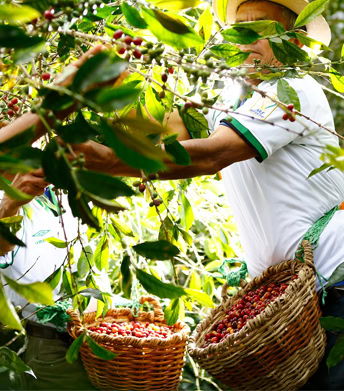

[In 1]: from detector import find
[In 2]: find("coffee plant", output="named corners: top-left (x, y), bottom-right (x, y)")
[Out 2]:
top-left (0, 0), bottom-right (344, 388)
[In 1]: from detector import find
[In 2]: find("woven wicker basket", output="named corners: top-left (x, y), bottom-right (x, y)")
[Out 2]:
top-left (188, 241), bottom-right (326, 391)
top-left (67, 296), bottom-right (190, 391)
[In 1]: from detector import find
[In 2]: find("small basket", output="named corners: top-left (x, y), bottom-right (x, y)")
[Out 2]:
top-left (67, 296), bottom-right (190, 391)
top-left (188, 241), bottom-right (326, 391)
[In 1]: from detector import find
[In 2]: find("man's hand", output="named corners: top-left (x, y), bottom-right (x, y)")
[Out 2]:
top-left (0, 169), bottom-right (49, 217)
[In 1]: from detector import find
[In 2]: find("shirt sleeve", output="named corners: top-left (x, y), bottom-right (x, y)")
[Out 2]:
top-left (220, 78), bottom-right (316, 162)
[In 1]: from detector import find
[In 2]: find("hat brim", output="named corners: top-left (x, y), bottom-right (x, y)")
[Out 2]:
top-left (213, 0), bottom-right (331, 47)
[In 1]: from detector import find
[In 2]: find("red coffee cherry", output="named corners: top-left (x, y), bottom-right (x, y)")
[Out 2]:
top-left (133, 49), bottom-right (142, 59)
top-left (11, 98), bottom-right (18, 105)
top-left (7, 110), bottom-right (14, 117)
top-left (44, 9), bottom-right (55, 20)
top-left (13, 106), bottom-right (19, 112)
top-left (168, 67), bottom-right (174, 74)
top-left (41, 73), bottom-right (51, 81)
top-left (282, 113), bottom-right (288, 121)
top-left (184, 102), bottom-right (193, 111)
top-left (7, 102), bottom-right (13, 108)
top-left (133, 37), bottom-right (143, 46)
top-left (117, 46), bottom-right (126, 55)
top-left (161, 73), bottom-right (168, 83)
top-left (287, 103), bottom-right (295, 111)
top-left (113, 30), bottom-right (123, 39)
top-left (124, 36), bottom-right (133, 45)
top-left (138, 183), bottom-right (146, 193)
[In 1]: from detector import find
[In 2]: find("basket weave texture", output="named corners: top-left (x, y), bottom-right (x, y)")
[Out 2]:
top-left (188, 241), bottom-right (326, 391)
top-left (67, 296), bottom-right (190, 391)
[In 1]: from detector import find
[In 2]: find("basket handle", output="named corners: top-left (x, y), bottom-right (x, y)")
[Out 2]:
top-left (139, 296), bottom-right (165, 322)
top-left (66, 308), bottom-right (83, 328)
top-left (221, 279), bottom-right (247, 301)
top-left (300, 240), bottom-right (315, 271)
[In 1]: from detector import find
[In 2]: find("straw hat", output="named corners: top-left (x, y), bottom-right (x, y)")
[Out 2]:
top-left (212, 0), bottom-right (331, 46)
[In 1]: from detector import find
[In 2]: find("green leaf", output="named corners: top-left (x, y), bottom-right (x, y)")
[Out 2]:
top-left (0, 220), bottom-right (25, 247)
top-left (292, 32), bottom-right (331, 51)
top-left (133, 240), bottom-right (180, 260)
top-left (45, 237), bottom-right (68, 248)
top-left (330, 69), bottom-right (344, 93)
top-left (231, 20), bottom-right (276, 33)
top-left (73, 51), bottom-right (128, 92)
top-left (0, 127), bottom-right (34, 151)
top-left (111, 217), bottom-right (134, 237)
top-left (3, 275), bottom-right (54, 306)
top-left (226, 52), bottom-right (251, 67)
top-left (341, 44), bottom-right (344, 59)
top-left (282, 40), bottom-right (309, 62)
top-left (86, 335), bottom-right (117, 360)
top-left (277, 79), bottom-right (301, 111)
top-left (326, 335), bottom-right (344, 370)
top-left (179, 193), bottom-right (194, 231)
top-left (57, 112), bottom-right (98, 144)
top-left (0, 176), bottom-right (32, 202)
top-left (164, 298), bottom-right (181, 325)
top-left (178, 107), bottom-right (209, 138)
top-left (0, 25), bottom-right (44, 49)
top-left (189, 272), bottom-right (202, 290)
top-left (68, 193), bottom-right (100, 230)
top-left (326, 262), bottom-right (344, 288)
top-left (320, 316), bottom-right (344, 332)
top-left (145, 85), bottom-right (165, 124)
top-left (0, 281), bottom-right (23, 330)
top-left (145, 0), bottom-right (201, 10)
top-left (198, 7), bottom-right (213, 42)
top-left (85, 193), bottom-right (126, 214)
top-left (222, 27), bottom-right (260, 44)
top-left (100, 119), bottom-right (167, 173)
top-left (165, 141), bottom-right (191, 166)
top-left (76, 169), bottom-right (134, 199)
top-left (308, 163), bottom-right (332, 179)
top-left (210, 43), bottom-right (241, 58)
top-left (13, 41), bottom-right (46, 65)
top-left (270, 41), bottom-right (290, 64)
top-left (79, 288), bottom-right (104, 302)
top-left (0, 4), bottom-right (40, 22)
top-left (136, 269), bottom-right (186, 299)
top-left (45, 268), bottom-right (62, 291)
top-left (66, 334), bottom-right (84, 364)
top-left (0, 347), bottom-right (31, 373)
top-left (77, 249), bottom-right (91, 278)
top-left (121, 256), bottom-right (132, 299)
top-left (121, 3), bottom-right (147, 29)
top-left (94, 85), bottom-right (142, 112)
top-left (141, 7), bottom-right (203, 49)
top-left (94, 235), bottom-right (109, 271)
top-left (41, 90), bottom-right (75, 112)
top-left (294, 0), bottom-right (329, 28)
top-left (185, 288), bottom-right (214, 307)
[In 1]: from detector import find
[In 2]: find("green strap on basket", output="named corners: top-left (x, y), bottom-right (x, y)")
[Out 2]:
top-left (36, 299), bottom-right (71, 332)
top-left (295, 205), bottom-right (339, 305)
top-left (219, 258), bottom-right (248, 287)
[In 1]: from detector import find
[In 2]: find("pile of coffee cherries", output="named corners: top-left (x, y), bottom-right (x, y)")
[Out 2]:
top-left (88, 321), bottom-right (174, 339)
top-left (203, 275), bottom-right (298, 347)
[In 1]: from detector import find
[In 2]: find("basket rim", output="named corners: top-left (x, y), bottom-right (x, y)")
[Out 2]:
top-left (188, 257), bottom-right (316, 356)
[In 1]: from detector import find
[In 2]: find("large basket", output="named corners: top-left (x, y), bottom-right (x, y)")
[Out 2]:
top-left (67, 296), bottom-right (190, 391)
top-left (188, 241), bottom-right (326, 391)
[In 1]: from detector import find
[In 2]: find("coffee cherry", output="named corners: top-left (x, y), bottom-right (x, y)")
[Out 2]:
top-left (41, 73), bottom-right (51, 81)
top-left (7, 110), bottom-right (14, 117)
top-left (117, 46), bottom-right (126, 55)
top-left (153, 199), bottom-right (162, 207)
top-left (202, 107), bottom-right (209, 115)
top-left (287, 103), bottom-right (295, 111)
top-left (44, 9), bottom-right (55, 20)
top-left (124, 36), bottom-right (133, 45)
top-left (138, 183), bottom-right (146, 193)
top-left (283, 113), bottom-right (288, 121)
top-left (184, 102), bottom-right (193, 111)
top-left (11, 98), bottom-right (18, 105)
top-left (113, 30), bottom-right (123, 39)
top-left (133, 180), bottom-right (141, 187)
top-left (133, 49), bottom-right (142, 59)
top-left (133, 37), bottom-right (143, 46)
top-left (7, 102), bottom-right (13, 108)
top-left (148, 173), bottom-right (157, 180)
top-left (168, 67), bottom-right (174, 74)
top-left (13, 105), bottom-right (19, 112)
top-left (159, 90), bottom-right (166, 99)
top-left (161, 73), bottom-right (168, 83)
top-left (149, 201), bottom-right (154, 207)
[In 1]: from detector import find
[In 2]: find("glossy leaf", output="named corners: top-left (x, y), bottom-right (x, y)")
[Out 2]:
top-left (326, 262), bottom-right (344, 287)
top-left (133, 240), bottom-right (180, 259)
top-left (76, 169), bottom-right (134, 199)
top-left (121, 256), bottom-right (133, 299)
top-left (277, 79), bottom-right (301, 111)
top-left (179, 193), bottom-right (194, 231)
top-left (326, 336), bottom-right (344, 370)
top-left (0, 281), bottom-right (23, 330)
top-left (146, 0), bottom-right (201, 10)
top-left (121, 3), bottom-right (147, 29)
top-left (231, 20), bottom-right (276, 33)
top-left (294, 0), bottom-right (329, 28)
top-left (0, 127), bottom-right (34, 151)
top-left (282, 40), bottom-right (309, 62)
top-left (222, 27), bottom-right (260, 44)
top-left (0, 347), bottom-right (31, 373)
top-left (86, 336), bottom-right (117, 360)
top-left (0, 4), bottom-right (40, 22)
top-left (0, 176), bottom-right (32, 202)
top-left (94, 235), bottom-right (109, 271)
top-left (66, 334), bottom-right (84, 364)
top-left (68, 192), bottom-right (100, 230)
top-left (57, 112), bottom-right (98, 144)
top-left (79, 288), bottom-right (104, 302)
top-left (45, 237), bottom-right (68, 248)
top-left (111, 217), bottom-right (134, 237)
top-left (210, 43), bottom-right (241, 58)
top-left (0, 220), bottom-right (25, 247)
top-left (45, 268), bottom-right (62, 291)
top-left (14, 41), bottom-right (46, 65)
top-left (145, 85), bottom-right (165, 124)
top-left (270, 42), bottom-right (290, 65)
top-left (0, 25), bottom-right (44, 49)
top-left (165, 141), bottom-right (191, 166)
top-left (164, 298), bottom-right (181, 326)
top-left (136, 269), bottom-right (186, 299)
top-left (4, 275), bottom-right (54, 306)
top-left (330, 69), bottom-right (344, 93)
top-left (308, 163), bottom-right (332, 179)
top-left (73, 51), bottom-right (128, 92)
top-left (185, 288), bottom-right (214, 307)
top-left (85, 192), bottom-right (127, 214)
top-left (141, 7), bottom-right (203, 49)
top-left (178, 107), bottom-right (209, 138)
top-left (320, 316), bottom-right (344, 332)
top-left (198, 7), bottom-right (213, 42)
top-left (41, 90), bottom-right (75, 112)
top-left (292, 32), bottom-right (331, 51)
top-left (189, 272), bottom-right (202, 290)
top-left (95, 85), bottom-right (142, 112)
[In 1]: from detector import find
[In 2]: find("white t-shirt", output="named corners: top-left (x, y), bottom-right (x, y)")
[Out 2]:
top-left (208, 75), bottom-right (344, 290)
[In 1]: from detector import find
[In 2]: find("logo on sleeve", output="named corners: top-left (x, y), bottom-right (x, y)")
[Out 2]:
top-left (32, 230), bottom-right (50, 237)
top-left (247, 94), bottom-right (278, 120)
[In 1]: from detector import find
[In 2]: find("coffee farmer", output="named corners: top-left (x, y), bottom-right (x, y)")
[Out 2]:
top-left (0, 0), bottom-right (343, 389)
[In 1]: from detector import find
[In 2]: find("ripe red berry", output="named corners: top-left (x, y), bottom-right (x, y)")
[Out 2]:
top-left (161, 73), bottom-right (168, 83)
top-left (184, 102), bottom-right (193, 110)
top-left (133, 49), bottom-right (142, 59)
top-left (44, 10), bottom-right (55, 20)
top-left (7, 102), bottom-right (13, 108)
top-left (287, 103), bottom-right (295, 111)
top-left (11, 98), bottom-right (18, 105)
top-left (138, 183), bottom-right (146, 193)
top-left (153, 199), bottom-right (162, 207)
top-left (113, 30), bottom-right (123, 39)
top-left (133, 37), bottom-right (143, 46)
top-left (13, 106), bottom-right (19, 112)
top-left (168, 67), bottom-right (174, 74)
top-left (117, 46), bottom-right (126, 55)
top-left (41, 73), bottom-right (51, 81)
top-left (290, 116), bottom-right (296, 122)
top-left (124, 36), bottom-right (133, 45)
top-left (7, 110), bottom-right (14, 117)
top-left (31, 18), bottom-right (38, 25)
top-left (282, 113), bottom-right (288, 121)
